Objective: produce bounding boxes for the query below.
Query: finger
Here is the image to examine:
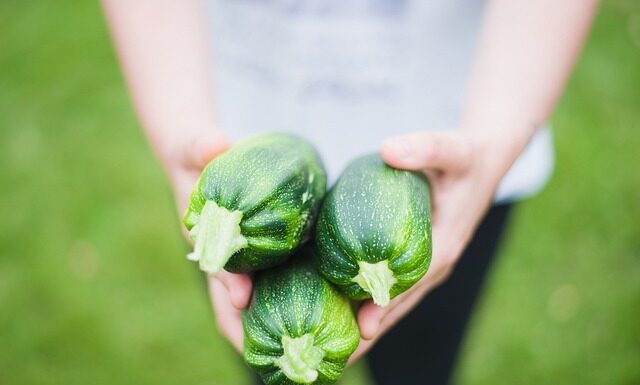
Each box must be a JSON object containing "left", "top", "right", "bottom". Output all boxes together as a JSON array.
[
  {"left": 357, "top": 300, "right": 386, "bottom": 340},
  {"left": 381, "top": 132, "right": 472, "bottom": 174},
  {"left": 348, "top": 338, "right": 374, "bottom": 365},
  {"left": 376, "top": 285, "right": 429, "bottom": 335},
  {"left": 430, "top": 182, "right": 489, "bottom": 268},
  {"left": 175, "top": 171, "right": 202, "bottom": 218},
  {"left": 356, "top": 259, "right": 453, "bottom": 340},
  {"left": 211, "top": 272, "right": 253, "bottom": 309},
  {"left": 182, "top": 130, "right": 230, "bottom": 170},
  {"left": 209, "top": 278, "right": 244, "bottom": 352},
  {"left": 352, "top": 283, "right": 434, "bottom": 363},
  {"left": 356, "top": 274, "right": 428, "bottom": 341},
  {"left": 373, "top": 273, "right": 445, "bottom": 341}
]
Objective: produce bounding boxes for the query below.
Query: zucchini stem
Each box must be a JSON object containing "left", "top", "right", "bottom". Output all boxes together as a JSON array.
[
  {"left": 352, "top": 260, "right": 397, "bottom": 307},
  {"left": 187, "top": 200, "right": 247, "bottom": 274},
  {"left": 276, "top": 334, "right": 324, "bottom": 384}
]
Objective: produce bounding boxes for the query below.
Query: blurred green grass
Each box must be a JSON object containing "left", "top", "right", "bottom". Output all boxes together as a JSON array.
[{"left": 0, "top": 1, "right": 638, "bottom": 384}]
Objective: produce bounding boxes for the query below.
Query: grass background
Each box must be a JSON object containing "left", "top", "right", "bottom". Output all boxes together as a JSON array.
[{"left": 0, "top": 1, "right": 638, "bottom": 384}]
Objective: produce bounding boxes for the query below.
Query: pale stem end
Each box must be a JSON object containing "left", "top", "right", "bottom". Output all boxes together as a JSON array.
[
  {"left": 276, "top": 334, "right": 324, "bottom": 384},
  {"left": 352, "top": 260, "right": 397, "bottom": 307},
  {"left": 187, "top": 200, "right": 247, "bottom": 274}
]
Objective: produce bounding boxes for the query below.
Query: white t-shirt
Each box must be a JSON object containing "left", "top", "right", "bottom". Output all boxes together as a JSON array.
[{"left": 206, "top": 0, "right": 554, "bottom": 203}]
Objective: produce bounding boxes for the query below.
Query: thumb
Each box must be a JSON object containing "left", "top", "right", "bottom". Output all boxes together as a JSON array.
[
  {"left": 357, "top": 301, "right": 386, "bottom": 340},
  {"left": 211, "top": 272, "right": 253, "bottom": 310},
  {"left": 182, "top": 130, "right": 231, "bottom": 170},
  {"left": 381, "top": 131, "right": 472, "bottom": 174},
  {"left": 172, "top": 131, "right": 230, "bottom": 220}
]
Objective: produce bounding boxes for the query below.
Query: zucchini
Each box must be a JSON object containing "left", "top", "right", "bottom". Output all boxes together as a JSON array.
[
  {"left": 242, "top": 249, "right": 360, "bottom": 385},
  {"left": 315, "top": 154, "right": 432, "bottom": 307},
  {"left": 184, "top": 133, "right": 326, "bottom": 274}
]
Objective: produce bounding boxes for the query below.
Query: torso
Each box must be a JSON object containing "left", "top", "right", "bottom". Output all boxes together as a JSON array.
[{"left": 206, "top": 0, "right": 554, "bottom": 201}]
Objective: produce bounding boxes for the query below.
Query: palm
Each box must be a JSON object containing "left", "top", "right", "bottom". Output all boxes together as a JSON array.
[
  {"left": 168, "top": 131, "right": 252, "bottom": 352},
  {"left": 350, "top": 130, "right": 502, "bottom": 362}
]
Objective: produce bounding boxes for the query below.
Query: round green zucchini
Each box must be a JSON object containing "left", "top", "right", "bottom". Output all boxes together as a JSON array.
[
  {"left": 242, "top": 250, "right": 360, "bottom": 385},
  {"left": 315, "top": 153, "right": 432, "bottom": 307},
  {"left": 183, "top": 133, "right": 326, "bottom": 274}
]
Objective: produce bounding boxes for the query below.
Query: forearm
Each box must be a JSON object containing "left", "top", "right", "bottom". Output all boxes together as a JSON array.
[
  {"left": 102, "top": 0, "right": 219, "bottom": 173},
  {"left": 461, "top": 0, "right": 598, "bottom": 173}
]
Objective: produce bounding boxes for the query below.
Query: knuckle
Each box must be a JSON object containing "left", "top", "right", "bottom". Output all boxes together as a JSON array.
[
  {"left": 424, "top": 138, "right": 443, "bottom": 164},
  {"left": 434, "top": 271, "right": 451, "bottom": 287},
  {"left": 438, "top": 246, "right": 460, "bottom": 270},
  {"left": 443, "top": 252, "right": 458, "bottom": 267},
  {"left": 458, "top": 140, "right": 474, "bottom": 168},
  {"left": 440, "top": 265, "right": 454, "bottom": 280},
  {"left": 432, "top": 264, "right": 453, "bottom": 286}
]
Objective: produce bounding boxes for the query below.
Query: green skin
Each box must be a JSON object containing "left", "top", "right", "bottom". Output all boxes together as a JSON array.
[
  {"left": 315, "top": 153, "right": 432, "bottom": 306},
  {"left": 242, "top": 252, "right": 360, "bottom": 385},
  {"left": 184, "top": 133, "right": 326, "bottom": 273}
]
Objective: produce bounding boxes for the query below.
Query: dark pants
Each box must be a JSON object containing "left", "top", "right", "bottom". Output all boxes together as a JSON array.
[
  {"left": 253, "top": 204, "right": 512, "bottom": 385},
  {"left": 366, "top": 203, "right": 512, "bottom": 385}
]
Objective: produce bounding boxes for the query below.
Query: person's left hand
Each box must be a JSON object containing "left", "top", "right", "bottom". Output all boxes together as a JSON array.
[
  {"left": 348, "top": 129, "right": 524, "bottom": 363},
  {"left": 157, "top": 129, "right": 253, "bottom": 352}
]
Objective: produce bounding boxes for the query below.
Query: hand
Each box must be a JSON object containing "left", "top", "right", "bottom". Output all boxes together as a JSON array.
[
  {"left": 207, "top": 271, "right": 252, "bottom": 352},
  {"left": 159, "top": 130, "right": 253, "bottom": 352},
  {"left": 159, "top": 130, "right": 230, "bottom": 216},
  {"left": 349, "top": 129, "right": 522, "bottom": 363}
]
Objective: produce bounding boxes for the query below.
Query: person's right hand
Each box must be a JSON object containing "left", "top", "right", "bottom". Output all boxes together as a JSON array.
[{"left": 159, "top": 130, "right": 252, "bottom": 352}]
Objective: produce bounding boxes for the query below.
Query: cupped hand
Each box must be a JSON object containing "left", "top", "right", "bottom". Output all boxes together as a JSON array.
[
  {"left": 162, "top": 130, "right": 253, "bottom": 352},
  {"left": 349, "top": 130, "right": 516, "bottom": 363}
]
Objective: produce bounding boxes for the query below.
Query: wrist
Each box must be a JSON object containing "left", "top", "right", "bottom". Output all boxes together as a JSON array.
[{"left": 462, "top": 119, "right": 538, "bottom": 181}]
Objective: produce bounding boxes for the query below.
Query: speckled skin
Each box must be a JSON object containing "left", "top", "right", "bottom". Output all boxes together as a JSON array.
[
  {"left": 183, "top": 133, "right": 326, "bottom": 273},
  {"left": 315, "top": 154, "right": 432, "bottom": 301},
  {"left": 242, "top": 250, "right": 360, "bottom": 385}
]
